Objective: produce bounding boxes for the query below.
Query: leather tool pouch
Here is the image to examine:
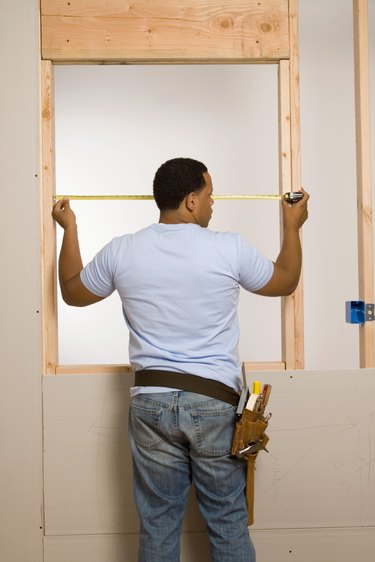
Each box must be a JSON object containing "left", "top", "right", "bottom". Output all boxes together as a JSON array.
[{"left": 231, "top": 409, "right": 270, "bottom": 526}]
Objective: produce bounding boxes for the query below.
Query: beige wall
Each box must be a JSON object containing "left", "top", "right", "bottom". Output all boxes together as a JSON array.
[{"left": 0, "top": 1, "right": 43, "bottom": 561}]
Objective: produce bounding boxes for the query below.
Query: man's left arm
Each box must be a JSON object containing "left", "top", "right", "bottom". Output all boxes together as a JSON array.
[
  {"left": 52, "top": 199, "right": 104, "bottom": 307},
  {"left": 254, "top": 188, "right": 309, "bottom": 297}
]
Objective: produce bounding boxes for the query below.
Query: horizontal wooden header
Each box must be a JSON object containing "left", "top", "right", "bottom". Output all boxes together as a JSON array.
[{"left": 41, "top": 0, "right": 290, "bottom": 63}]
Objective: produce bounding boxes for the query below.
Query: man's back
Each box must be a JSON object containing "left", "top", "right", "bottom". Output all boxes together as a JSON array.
[{"left": 81, "top": 223, "right": 273, "bottom": 389}]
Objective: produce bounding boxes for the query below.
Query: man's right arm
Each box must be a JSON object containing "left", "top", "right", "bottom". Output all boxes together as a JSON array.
[
  {"left": 52, "top": 199, "right": 104, "bottom": 307},
  {"left": 254, "top": 188, "right": 309, "bottom": 297}
]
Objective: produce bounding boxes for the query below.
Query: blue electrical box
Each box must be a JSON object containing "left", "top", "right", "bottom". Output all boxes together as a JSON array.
[{"left": 346, "top": 301, "right": 366, "bottom": 324}]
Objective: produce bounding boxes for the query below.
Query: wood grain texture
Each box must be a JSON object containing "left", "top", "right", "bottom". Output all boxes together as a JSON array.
[
  {"left": 41, "top": 60, "right": 58, "bottom": 375},
  {"left": 353, "top": 0, "right": 374, "bottom": 367},
  {"left": 285, "top": 0, "right": 304, "bottom": 369},
  {"left": 278, "top": 59, "right": 297, "bottom": 370},
  {"left": 41, "top": 0, "right": 302, "bottom": 373},
  {"left": 41, "top": 0, "right": 289, "bottom": 62}
]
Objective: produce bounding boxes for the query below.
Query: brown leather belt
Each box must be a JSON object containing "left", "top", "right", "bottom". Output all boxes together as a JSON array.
[{"left": 134, "top": 369, "right": 240, "bottom": 406}]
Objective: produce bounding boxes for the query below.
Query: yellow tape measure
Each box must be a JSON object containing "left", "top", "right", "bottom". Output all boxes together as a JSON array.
[{"left": 54, "top": 194, "right": 286, "bottom": 201}]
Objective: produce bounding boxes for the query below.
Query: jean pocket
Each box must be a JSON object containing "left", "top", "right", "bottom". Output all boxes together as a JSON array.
[
  {"left": 130, "top": 399, "right": 164, "bottom": 449},
  {"left": 190, "top": 402, "right": 236, "bottom": 456}
]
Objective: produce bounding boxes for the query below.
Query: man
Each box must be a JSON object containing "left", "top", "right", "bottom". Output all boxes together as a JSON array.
[{"left": 52, "top": 157, "right": 309, "bottom": 562}]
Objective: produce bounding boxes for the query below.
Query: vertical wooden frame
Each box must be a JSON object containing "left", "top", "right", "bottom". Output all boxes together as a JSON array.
[
  {"left": 278, "top": 59, "right": 299, "bottom": 369},
  {"left": 353, "top": 0, "right": 374, "bottom": 367},
  {"left": 277, "top": 0, "right": 304, "bottom": 370},
  {"left": 40, "top": 0, "right": 305, "bottom": 374},
  {"left": 41, "top": 60, "right": 58, "bottom": 374},
  {"left": 285, "top": 0, "right": 304, "bottom": 369}
]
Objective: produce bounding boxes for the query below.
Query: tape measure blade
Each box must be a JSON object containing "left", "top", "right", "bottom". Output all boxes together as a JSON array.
[{"left": 54, "top": 194, "right": 283, "bottom": 201}]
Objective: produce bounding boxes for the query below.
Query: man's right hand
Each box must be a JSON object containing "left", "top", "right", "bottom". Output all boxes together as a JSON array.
[{"left": 52, "top": 198, "right": 77, "bottom": 230}]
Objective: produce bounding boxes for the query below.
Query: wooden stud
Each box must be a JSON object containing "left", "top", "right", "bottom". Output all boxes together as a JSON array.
[
  {"left": 244, "top": 361, "right": 285, "bottom": 372},
  {"left": 40, "top": 0, "right": 289, "bottom": 62},
  {"left": 56, "top": 364, "right": 134, "bottom": 375},
  {"left": 55, "top": 362, "right": 285, "bottom": 376},
  {"left": 278, "top": 20, "right": 304, "bottom": 371},
  {"left": 278, "top": 60, "right": 292, "bottom": 200},
  {"left": 353, "top": 0, "right": 374, "bottom": 367},
  {"left": 41, "top": 60, "right": 58, "bottom": 375},
  {"left": 285, "top": 0, "right": 304, "bottom": 369},
  {"left": 278, "top": 59, "right": 297, "bottom": 369}
]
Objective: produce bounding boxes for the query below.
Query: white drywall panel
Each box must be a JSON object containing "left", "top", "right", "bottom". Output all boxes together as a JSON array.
[
  {"left": 44, "top": 527, "right": 375, "bottom": 562},
  {"left": 253, "top": 527, "right": 375, "bottom": 562},
  {"left": 248, "top": 369, "right": 375, "bottom": 529},
  {"left": 43, "top": 373, "right": 207, "bottom": 535},
  {"left": 43, "top": 369, "right": 375, "bottom": 541},
  {"left": 0, "top": 0, "right": 44, "bottom": 560},
  {"left": 44, "top": 533, "right": 211, "bottom": 562}
]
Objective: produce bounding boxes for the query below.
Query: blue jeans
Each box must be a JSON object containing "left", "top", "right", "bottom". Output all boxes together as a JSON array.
[{"left": 128, "top": 391, "right": 256, "bottom": 562}]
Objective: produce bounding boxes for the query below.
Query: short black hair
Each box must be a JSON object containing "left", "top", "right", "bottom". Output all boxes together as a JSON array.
[{"left": 153, "top": 157, "right": 208, "bottom": 211}]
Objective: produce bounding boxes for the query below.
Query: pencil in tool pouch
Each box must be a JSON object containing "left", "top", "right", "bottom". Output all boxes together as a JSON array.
[{"left": 231, "top": 372, "right": 272, "bottom": 526}]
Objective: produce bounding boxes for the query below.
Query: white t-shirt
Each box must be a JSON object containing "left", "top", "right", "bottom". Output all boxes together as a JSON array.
[{"left": 81, "top": 223, "right": 273, "bottom": 392}]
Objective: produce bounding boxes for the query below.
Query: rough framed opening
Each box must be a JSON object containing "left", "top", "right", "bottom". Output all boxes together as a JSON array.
[{"left": 40, "top": 0, "right": 304, "bottom": 375}]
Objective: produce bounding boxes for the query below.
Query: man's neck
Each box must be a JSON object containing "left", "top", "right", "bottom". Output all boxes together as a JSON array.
[{"left": 158, "top": 210, "right": 197, "bottom": 225}]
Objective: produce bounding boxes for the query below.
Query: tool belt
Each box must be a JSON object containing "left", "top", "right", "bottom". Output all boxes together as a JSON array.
[
  {"left": 134, "top": 369, "right": 240, "bottom": 406},
  {"left": 231, "top": 408, "right": 270, "bottom": 526}
]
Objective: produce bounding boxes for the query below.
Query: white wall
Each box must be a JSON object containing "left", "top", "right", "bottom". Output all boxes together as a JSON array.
[
  {"left": 55, "top": 64, "right": 282, "bottom": 365},
  {"left": 299, "top": 0, "right": 371, "bottom": 369}
]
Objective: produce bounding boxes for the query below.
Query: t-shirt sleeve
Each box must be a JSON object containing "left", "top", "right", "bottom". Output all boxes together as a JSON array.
[
  {"left": 237, "top": 235, "right": 274, "bottom": 292},
  {"left": 80, "top": 239, "right": 118, "bottom": 298}
]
